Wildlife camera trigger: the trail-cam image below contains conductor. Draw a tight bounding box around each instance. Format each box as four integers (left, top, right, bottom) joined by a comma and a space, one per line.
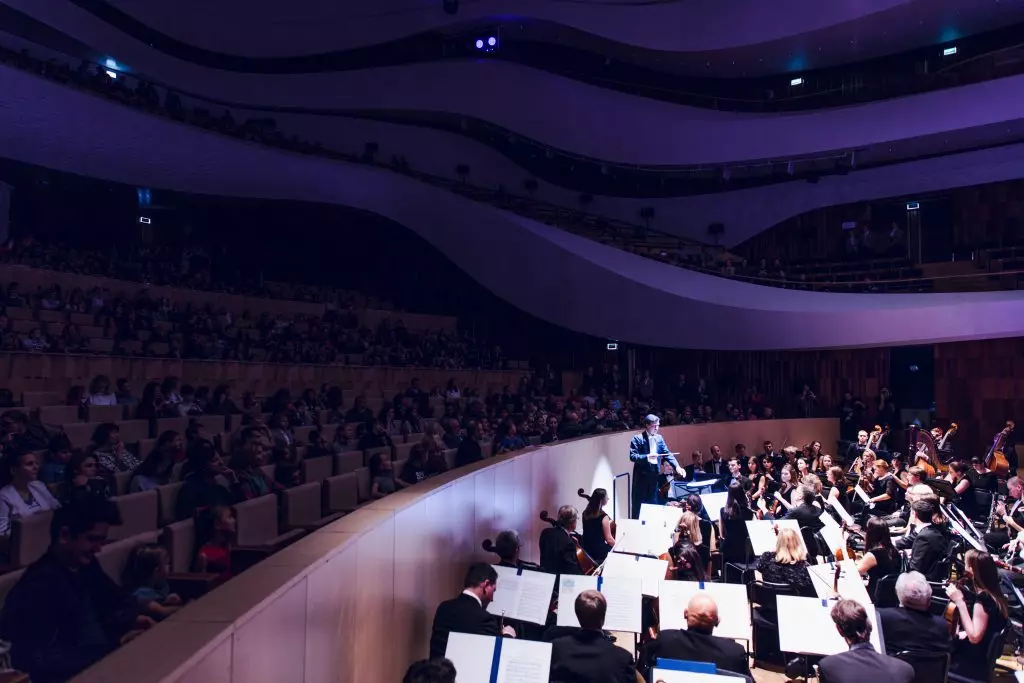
629, 414, 684, 518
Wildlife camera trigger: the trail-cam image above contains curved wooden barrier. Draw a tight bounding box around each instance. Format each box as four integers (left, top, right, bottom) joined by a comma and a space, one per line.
69, 418, 837, 683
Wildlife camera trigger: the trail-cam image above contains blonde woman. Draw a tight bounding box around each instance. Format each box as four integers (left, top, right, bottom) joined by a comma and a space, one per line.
755, 527, 814, 594
676, 510, 710, 571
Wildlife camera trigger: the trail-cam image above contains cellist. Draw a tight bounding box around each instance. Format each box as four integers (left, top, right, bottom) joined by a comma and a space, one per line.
538, 505, 583, 575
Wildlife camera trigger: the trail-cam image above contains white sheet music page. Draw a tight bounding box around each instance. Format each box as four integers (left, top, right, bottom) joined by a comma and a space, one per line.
806, 560, 872, 605
595, 576, 643, 633
817, 513, 846, 558
496, 638, 552, 683
746, 519, 803, 555
658, 580, 752, 642
853, 484, 872, 506
640, 503, 683, 530
652, 671, 747, 683
700, 492, 728, 522
487, 565, 556, 625
613, 519, 672, 557
445, 632, 498, 683
777, 596, 881, 655
555, 575, 598, 627
602, 552, 669, 597
826, 496, 855, 526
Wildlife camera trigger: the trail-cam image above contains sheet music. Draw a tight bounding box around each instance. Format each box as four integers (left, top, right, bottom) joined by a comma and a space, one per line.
806, 560, 872, 605
555, 575, 642, 632
853, 484, 873, 507
826, 496, 855, 526
640, 503, 684, 530
488, 565, 557, 625
613, 518, 673, 557
602, 551, 669, 597
777, 596, 881, 656
658, 580, 752, 642
652, 671, 745, 683
745, 519, 803, 555
444, 632, 552, 683
700, 492, 729, 522
817, 513, 846, 559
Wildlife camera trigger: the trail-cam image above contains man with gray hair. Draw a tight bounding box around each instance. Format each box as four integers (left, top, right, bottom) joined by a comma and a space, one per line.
629, 414, 684, 517
878, 571, 951, 655
783, 485, 824, 533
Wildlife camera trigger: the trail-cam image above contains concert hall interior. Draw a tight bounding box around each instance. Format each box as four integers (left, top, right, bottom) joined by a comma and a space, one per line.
4, 1, 1024, 682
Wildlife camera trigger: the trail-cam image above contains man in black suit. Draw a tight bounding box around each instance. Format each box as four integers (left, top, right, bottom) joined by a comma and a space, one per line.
783, 486, 824, 534
646, 593, 751, 677
549, 590, 635, 683
819, 600, 914, 683
907, 499, 950, 582
703, 444, 727, 477
629, 415, 684, 517
454, 421, 483, 467
684, 449, 705, 480
539, 506, 583, 575
760, 440, 784, 473
878, 571, 951, 656
428, 563, 514, 659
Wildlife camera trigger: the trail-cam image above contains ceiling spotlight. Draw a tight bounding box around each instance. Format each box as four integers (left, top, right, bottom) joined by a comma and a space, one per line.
475, 39, 484, 49
487, 36, 497, 47
790, 77, 804, 86
105, 70, 118, 79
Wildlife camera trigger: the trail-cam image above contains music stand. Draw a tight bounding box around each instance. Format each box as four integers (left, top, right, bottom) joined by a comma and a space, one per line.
925, 477, 958, 501
674, 477, 721, 499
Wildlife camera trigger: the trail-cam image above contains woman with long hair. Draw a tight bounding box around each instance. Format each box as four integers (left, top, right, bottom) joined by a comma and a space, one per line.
580, 488, 615, 565
856, 517, 902, 597
719, 481, 753, 564
676, 510, 710, 571
756, 527, 814, 595
63, 451, 112, 503
130, 431, 184, 492
946, 550, 1009, 680
666, 539, 706, 582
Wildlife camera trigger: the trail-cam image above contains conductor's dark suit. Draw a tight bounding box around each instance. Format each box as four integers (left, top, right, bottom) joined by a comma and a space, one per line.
539, 526, 582, 575
428, 592, 500, 659
878, 606, 952, 656
818, 643, 914, 683
629, 431, 679, 518
646, 628, 751, 677
549, 629, 636, 683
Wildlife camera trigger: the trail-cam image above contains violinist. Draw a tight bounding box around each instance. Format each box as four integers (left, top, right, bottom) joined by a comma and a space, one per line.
629, 415, 684, 518
782, 485, 824, 534
539, 506, 583, 575
945, 550, 1009, 681
724, 458, 752, 497
719, 482, 754, 566
807, 441, 824, 472
665, 537, 706, 582
676, 511, 711, 572
755, 527, 814, 596
812, 451, 832, 478
756, 456, 779, 502
773, 464, 797, 516
795, 457, 810, 482
823, 466, 851, 517
967, 456, 998, 494
944, 461, 977, 518
883, 467, 925, 528
580, 489, 615, 565
856, 518, 902, 598
866, 460, 898, 515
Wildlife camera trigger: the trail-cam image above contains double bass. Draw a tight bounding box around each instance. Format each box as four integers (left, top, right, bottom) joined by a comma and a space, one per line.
985, 421, 1014, 478
908, 424, 937, 478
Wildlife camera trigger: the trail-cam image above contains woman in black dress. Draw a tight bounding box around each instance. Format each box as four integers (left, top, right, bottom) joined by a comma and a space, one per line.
755, 527, 814, 596
856, 517, 902, 598
719, 481, 754, 564
946, 550, 1009, 681
579, 488, 615, 565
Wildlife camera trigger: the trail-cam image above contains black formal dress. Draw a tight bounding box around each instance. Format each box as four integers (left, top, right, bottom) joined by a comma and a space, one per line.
539, 526, 583, 575
863, 546, 902, 598
646, 628, 751, 677
950, 593, 1008, 680
878, 606, 951, 656
719, 506, 754, 563
428, 592, 501, 659
756, 552, 814, 595
908, 524, 950, 582
818, 643, 915, 683
549, 629, 636, 683
581, 513, 613, 565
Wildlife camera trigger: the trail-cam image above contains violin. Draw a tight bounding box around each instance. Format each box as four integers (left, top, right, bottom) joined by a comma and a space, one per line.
944, 578, 971, 637
539, 510, 597, 575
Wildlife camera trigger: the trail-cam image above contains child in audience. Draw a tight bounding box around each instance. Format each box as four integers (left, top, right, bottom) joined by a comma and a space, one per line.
40, 435, 73, 484
369, 452, 401, 499
193, 505, 236, 585
122, 544, 182, 620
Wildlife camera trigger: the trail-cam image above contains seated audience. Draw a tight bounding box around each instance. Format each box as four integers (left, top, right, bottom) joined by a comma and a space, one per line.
229, 428, 282, 501
1, 410, 51, 455
878, 571, 950, 655
454, 421, 484, 467
63, 451, 112, 503
192, 504, 236, 584
87, 374, 118, 406
0, 450, 61, 534
0, 497, 153, 683
91, 422, 141, 474
129, 431, 183, 492
549, 590, 635, 683
369, 452, 401, 499
495, 421, 526, 454
428, 562, 514, 660
645, 593, 751, 677
946, 550, 1009, 681
40, 435, 73, 484
403, 658, 456, 683
756, 527, 813, 595
174, 443, 236, 521
122, 544, 183, 620
818, 599, 914, 683
399, 444, 429, 487
358, 418, 393, 451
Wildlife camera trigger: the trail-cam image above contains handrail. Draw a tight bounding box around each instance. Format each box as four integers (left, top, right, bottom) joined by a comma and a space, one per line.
680, 264, 1024, 289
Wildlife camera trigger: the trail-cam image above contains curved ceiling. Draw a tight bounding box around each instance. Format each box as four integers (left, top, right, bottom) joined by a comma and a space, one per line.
77, 0, 1020, 75
5, 62, 1024, 351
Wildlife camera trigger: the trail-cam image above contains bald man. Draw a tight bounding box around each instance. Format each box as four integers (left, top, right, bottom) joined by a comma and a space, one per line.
645, 593, 751, 677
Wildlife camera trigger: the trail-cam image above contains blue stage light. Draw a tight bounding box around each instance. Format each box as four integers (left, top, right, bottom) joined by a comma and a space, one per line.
475, 39, 484, 49
488, 36, 497, 47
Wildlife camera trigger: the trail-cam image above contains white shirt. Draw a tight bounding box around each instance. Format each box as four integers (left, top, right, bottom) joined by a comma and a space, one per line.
461, 590, 482, 607
0, 481, 61, 534
88, 393, 118, 406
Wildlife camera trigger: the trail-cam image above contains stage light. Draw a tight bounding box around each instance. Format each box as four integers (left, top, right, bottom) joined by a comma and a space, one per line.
138, 216, 152, 224
943, 46, 957, 57
790, 77, 804, 86
105, 70, 118, 79
475, 39, 483, 49
606, 343, 618, 351
487, 36, 497, 47
906, 201, 920, 211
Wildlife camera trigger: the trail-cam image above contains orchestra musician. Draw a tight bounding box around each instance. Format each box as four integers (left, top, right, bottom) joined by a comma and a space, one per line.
782, 485, 824, 534
846, 430, 869, 465
644, 594, 752, 678
907, 498, 950, 581
931, 425, 954, 462
773, 464, 797, 516
492, 530, 540, 570
866, 460, 898, 515
629, 415, 684, 518
818, 600, 914, 683
944, 461, 977, 519
983, 476, 1024, 550
725, 458, 752, 497
703, 444, 727, 477
945, 550, 1010, 682
823, 466, 851, 516
428, 563, 515, 659
548, 591, 636, 683
882, 466, 925, 528
855, 518, 902, 598
539, 505, 583, 575
683, 449, 705, 480
719, 482, 754, 567
967, 456, 998, 494
676, 511, 711, 573
892, 484, 938, 551
580, 489, 615, 565
878, 572, 951, 656
759, 440, 783, 473
755, 527, 814, 595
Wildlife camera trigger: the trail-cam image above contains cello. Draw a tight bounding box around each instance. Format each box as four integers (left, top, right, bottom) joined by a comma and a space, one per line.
539, 510, 597, 575
985, 421, 1014, 478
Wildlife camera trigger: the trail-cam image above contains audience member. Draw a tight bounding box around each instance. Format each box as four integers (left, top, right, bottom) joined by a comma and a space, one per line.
0, 450, 61, 534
